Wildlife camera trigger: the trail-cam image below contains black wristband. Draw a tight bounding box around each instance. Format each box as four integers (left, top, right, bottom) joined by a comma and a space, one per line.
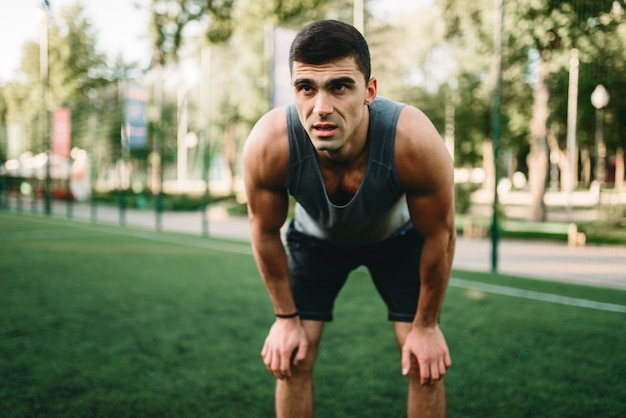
275, 311, 299, 319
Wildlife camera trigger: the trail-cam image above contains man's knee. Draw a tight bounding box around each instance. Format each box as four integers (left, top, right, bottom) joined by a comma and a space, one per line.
291, 344, 318, 377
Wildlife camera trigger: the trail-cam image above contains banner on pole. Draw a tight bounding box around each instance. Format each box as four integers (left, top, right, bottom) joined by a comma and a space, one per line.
124, 83, 148, 149
52, 107, 71, 158
272, 27, 297, 108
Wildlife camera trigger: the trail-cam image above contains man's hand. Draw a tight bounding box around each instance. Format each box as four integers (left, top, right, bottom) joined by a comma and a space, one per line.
401, 325, 451, 385
261, 318, 309, 379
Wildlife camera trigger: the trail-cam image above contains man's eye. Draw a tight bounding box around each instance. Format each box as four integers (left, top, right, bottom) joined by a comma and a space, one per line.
333, 84, 347, 92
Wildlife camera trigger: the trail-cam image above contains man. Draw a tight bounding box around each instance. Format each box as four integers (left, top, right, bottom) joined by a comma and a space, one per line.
243, 19, 455, 418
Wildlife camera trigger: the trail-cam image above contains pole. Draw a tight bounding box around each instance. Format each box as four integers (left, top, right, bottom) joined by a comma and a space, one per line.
353, 0, 364, 33
119, 80, 127, 226
566, 49, 579, 217
445, 94, 455, 160
490, 0, 504, 273
595, 108, 606, 187
176, 86, 188, 185
200, 47, 211, 238
41, 1, 51, 215
591, 84, 610, 190
89, 89, 98, 222
153, 63, 164, 231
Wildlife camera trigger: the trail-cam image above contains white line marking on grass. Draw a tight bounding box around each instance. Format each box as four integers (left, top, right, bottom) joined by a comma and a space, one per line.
67, 220, 254, 255
1, 214, 253, 255
115, 229, 254, 255
6, 214, 624, 313
451, 278, 626, 314
0, 229, 102, 241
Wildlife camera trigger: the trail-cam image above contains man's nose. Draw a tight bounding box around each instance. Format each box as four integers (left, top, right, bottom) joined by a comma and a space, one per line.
314, 92, 333, 116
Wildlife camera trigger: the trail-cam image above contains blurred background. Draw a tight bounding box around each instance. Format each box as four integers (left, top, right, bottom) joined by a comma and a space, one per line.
2, 4, 625, 416
1, 0, 624, 255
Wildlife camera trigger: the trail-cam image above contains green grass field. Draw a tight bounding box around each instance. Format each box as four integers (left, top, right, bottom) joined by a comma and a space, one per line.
1, 212, 625, 417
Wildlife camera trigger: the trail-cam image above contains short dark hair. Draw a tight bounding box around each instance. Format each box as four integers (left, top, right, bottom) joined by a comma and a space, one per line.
289, 20, 371, 84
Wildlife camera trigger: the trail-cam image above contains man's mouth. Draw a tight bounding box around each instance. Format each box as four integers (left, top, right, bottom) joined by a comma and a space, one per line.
312, 124, 338, 136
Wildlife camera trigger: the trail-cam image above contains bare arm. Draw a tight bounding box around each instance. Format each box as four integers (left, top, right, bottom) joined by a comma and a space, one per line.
243, 107, 308, 379
395, 106, 456, 384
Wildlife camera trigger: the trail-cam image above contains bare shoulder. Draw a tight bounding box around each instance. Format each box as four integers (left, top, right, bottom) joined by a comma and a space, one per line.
243, 107, 289, 188
395, 105, 453, 192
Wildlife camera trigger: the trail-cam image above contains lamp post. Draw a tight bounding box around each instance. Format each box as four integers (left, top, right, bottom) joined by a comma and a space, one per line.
490, 0, 504, 273
591, 84, 610, 188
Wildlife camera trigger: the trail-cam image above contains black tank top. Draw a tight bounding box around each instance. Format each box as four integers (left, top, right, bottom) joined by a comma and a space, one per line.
284, 97, 412, 245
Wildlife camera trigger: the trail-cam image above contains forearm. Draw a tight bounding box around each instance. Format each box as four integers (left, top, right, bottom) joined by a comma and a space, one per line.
414, 229, 456, 327
250, 228, 297, 315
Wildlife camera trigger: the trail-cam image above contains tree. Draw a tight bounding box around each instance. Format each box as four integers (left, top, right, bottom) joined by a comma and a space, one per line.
150, 0, 344, 194
442, 0, 626, 221
143, 0, 238, 194
0, 2, 110, 154
147, 0, 236, 67
507, 0, 625, 220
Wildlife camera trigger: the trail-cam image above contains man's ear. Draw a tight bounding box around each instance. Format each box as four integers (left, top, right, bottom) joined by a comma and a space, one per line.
365, 77, 377, 104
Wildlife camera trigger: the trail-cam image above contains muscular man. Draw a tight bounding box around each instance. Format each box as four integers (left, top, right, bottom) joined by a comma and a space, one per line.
243, 19, 456, 418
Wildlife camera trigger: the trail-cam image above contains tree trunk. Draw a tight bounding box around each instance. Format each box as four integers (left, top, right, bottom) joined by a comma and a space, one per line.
527, 52, 550, 221
581, 148, 592, 186
223, 123, 238, 195
547, 128, 568, 190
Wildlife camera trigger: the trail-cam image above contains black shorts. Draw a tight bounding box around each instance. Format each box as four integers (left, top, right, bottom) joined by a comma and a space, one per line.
286, 222, 425, 322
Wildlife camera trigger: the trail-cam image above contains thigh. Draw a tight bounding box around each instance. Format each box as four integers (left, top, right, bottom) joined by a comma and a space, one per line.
287, 226, 357, 322
366, 228, 425, 322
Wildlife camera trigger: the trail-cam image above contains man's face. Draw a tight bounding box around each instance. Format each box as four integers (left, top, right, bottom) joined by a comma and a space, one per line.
291, 56, 377, 156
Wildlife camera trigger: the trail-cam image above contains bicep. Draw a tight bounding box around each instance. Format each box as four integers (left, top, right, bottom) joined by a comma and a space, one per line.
404, 153, 456, 280
243, 109, 290, 236
396, 107, 455, 238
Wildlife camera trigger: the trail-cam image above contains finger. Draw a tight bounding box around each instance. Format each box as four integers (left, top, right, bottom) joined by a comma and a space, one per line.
292, 341, 308, 366
268, 348, 283, 379
277, 348, 291, 379
279, 350, 292, 379
262, 347, 273, 374
429, 362, 441, 382
439, 359, 448, 377
401, 346, 411, 376
419, 361, 431, 385
435, 361, 445, 380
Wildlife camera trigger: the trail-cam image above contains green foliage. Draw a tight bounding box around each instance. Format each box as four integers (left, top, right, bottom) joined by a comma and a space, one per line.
0, 2, 118, 154
440, 0, 626, 222
91, 189, 241, 211
578, 219, 626, 245
148, 0, 237, 65
454, 182, 480, 214
442, 0, 626, 154
3, 0, 625, 208
271, 0, 332, 22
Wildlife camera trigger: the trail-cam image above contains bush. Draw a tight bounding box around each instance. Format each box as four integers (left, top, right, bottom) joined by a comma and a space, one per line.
92, 190, 237, 212
455, 183, 480, 214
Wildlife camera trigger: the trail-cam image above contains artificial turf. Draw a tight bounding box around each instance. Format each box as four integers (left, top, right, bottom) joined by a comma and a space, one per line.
1, 212, 625, 417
